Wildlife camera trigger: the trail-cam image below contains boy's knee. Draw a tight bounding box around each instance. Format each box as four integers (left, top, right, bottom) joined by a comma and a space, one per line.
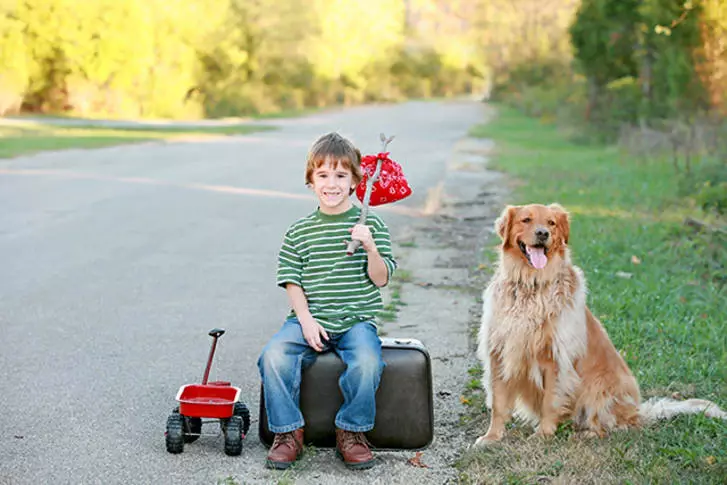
258, 342, 287, 371
355, 350, 384, 376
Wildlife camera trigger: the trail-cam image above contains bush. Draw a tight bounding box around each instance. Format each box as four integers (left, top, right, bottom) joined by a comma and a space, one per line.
679, 162, 727, 214
204, 83, 279, 118
695, 181, 727, 214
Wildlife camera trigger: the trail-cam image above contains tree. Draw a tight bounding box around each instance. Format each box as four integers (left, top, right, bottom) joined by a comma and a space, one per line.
696, 0, 727, 115
306, 0, 405, 97
0, 0, 28, 114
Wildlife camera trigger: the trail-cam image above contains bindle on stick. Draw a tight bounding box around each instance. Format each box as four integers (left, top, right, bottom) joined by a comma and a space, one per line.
346, 133, 404, 255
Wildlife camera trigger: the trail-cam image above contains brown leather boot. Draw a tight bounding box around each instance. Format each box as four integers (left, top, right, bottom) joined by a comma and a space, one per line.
335, 428, 375, 469
265, 428, 304, 469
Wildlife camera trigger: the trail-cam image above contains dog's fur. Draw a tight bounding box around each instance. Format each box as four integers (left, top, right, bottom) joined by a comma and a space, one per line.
475, 203, 726, 446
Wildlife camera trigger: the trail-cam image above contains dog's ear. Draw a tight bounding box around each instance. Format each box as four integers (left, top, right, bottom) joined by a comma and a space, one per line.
495, 205, 518, 243
549, 203, 570, 245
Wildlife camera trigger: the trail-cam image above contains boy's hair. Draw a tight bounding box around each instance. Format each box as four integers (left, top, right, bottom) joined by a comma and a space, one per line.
305, 132, 362, 194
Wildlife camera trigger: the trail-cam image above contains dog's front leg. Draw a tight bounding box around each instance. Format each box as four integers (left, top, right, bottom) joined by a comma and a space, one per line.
474, 358, 513, 446
535, 361, 559, 437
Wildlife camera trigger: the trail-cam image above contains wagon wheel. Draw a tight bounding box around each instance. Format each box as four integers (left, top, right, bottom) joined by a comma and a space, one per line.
173, 406, 202, 443
223, 416, 243, 456
233, 402, 251, 436
165, 413, 184, 454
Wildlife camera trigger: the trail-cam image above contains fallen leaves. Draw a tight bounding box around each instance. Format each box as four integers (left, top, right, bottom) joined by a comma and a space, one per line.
407, 451, 429, 468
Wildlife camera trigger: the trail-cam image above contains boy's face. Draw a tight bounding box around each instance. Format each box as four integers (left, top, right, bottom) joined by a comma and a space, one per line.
311, 158, 355, 215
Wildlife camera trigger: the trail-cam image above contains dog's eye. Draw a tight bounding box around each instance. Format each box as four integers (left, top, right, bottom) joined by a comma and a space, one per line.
522, 217, 532, 223
548, 220, 556, 226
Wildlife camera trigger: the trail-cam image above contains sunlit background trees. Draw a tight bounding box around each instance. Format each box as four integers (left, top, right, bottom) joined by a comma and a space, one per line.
1, 0, 725, 134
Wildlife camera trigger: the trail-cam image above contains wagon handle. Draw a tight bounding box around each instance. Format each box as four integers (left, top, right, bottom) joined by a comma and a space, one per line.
202, 328, 225, 385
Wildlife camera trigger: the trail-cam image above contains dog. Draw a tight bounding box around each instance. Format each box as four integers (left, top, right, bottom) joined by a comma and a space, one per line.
474, 203, 726, 446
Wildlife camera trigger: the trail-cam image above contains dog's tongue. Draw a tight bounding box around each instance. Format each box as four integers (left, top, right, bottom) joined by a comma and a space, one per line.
527, 246, 548, 269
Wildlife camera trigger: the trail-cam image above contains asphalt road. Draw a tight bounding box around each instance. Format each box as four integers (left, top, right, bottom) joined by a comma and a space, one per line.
0, 100, 487, 484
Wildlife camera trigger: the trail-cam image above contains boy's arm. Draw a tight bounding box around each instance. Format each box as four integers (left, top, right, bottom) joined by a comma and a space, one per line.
277, 227, 328, 351
285, 283, 329, 352
364, 247, 389, 287
350, 224, 391, 287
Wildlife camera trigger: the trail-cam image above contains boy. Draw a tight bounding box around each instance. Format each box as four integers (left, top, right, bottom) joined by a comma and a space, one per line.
258, 132, 396, 470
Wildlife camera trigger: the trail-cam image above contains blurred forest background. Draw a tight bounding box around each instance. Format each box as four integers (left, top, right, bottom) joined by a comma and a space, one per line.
1, 0, 725, 126
1, 0, 726, 213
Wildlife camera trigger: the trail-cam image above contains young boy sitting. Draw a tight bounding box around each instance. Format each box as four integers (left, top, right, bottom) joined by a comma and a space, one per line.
258, 132, 397, 470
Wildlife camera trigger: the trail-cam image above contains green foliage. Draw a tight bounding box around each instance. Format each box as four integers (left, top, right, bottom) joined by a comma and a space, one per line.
3, 0, 490, 119
570, 0, 641, 86
584, 76, 643, 140
308, 0, 405, 85
695, 182, 727, 214
6, 0, 723, 123
473, 0, 579, 96
641, 0, 708, 118
197, 0, 315, 116
680, 162, 727, 214
569, 0, 713, 129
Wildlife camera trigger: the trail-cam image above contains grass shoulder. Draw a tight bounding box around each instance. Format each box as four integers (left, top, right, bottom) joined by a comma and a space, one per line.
0, 120, 276, 159
459, 105, 727, 484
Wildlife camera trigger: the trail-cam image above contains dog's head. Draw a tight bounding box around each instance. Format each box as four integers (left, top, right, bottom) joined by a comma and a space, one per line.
495, 203, 570, 270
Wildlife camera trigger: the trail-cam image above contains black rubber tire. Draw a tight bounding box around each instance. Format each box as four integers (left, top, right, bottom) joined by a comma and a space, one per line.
233, 402, 251, 436
172, 406, 202, 444
165, 413, 184, 454
224, 416, 243, 456
183, 416, 202, 443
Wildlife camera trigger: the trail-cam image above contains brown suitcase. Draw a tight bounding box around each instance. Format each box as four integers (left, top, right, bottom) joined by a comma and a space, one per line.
259, 337, 433, 450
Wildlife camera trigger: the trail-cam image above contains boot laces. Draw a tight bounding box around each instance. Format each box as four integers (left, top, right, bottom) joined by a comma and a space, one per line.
340, 431, 370, 451
273, 431, 297, 449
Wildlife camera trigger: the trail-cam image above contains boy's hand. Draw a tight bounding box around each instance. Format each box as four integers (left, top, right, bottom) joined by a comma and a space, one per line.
349, 224, 377, 253
299, 317, 329, 352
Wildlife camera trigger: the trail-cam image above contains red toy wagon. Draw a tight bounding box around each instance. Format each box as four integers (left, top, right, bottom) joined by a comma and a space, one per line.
165, 328, 250, 456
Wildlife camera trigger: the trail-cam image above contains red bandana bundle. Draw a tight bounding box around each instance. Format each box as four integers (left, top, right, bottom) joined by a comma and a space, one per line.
355, 152, 412, 206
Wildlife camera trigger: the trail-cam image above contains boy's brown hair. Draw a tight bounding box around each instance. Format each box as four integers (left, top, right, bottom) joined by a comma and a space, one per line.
305, 132, 362, 195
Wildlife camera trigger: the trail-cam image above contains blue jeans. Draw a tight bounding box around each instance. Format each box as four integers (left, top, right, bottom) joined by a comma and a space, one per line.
257, 318, 385, 433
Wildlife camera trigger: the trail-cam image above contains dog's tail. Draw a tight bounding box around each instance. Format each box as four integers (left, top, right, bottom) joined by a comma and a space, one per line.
639, 398, 727, 423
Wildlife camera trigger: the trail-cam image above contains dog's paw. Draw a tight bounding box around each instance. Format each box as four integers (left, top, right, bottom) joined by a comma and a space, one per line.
533, 423, 557, 438
473, 434, 501, 448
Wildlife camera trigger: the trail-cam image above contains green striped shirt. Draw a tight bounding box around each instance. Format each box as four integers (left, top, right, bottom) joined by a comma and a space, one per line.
277, 205, 397, 333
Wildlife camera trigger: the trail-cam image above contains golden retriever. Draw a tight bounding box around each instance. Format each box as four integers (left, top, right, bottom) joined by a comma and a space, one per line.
475, 203, 726, 446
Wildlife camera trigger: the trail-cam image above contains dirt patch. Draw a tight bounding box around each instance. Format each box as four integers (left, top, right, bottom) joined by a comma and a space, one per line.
371, 137, 508, 483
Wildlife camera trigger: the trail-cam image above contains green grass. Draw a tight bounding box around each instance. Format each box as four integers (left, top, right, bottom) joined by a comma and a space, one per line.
0, 121, 275, 158
460, 106, 727, 484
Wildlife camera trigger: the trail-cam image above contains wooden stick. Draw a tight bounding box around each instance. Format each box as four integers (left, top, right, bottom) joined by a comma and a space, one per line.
346, 133, 395, 255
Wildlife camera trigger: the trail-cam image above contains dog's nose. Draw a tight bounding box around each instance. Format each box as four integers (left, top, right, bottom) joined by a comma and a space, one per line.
535, 228, 550, 241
